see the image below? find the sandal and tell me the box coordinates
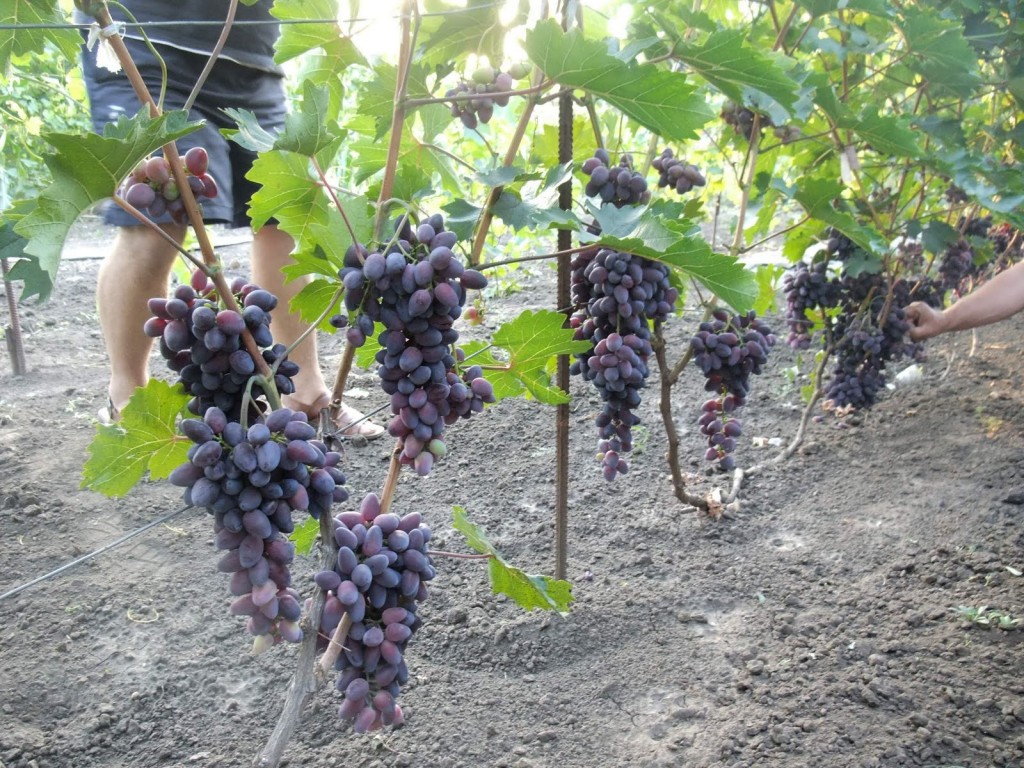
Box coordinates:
[97,397,121,426]
[331,402,386,442]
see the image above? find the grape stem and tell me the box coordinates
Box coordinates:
[378,443,404,516]
[468,65,544,266]
[277,285,344,371]
[315,613,353,677]
[652,321,709,512]
[426,551,494,560]
[253,511,340,768]
[478,243,596,271]
[183,0,238,113]
[725,339,831,503]
[111,195,205,269]
[326,344,357,431]
[402,80,553,108]
[311,156,362,254]
[373,0,418,240]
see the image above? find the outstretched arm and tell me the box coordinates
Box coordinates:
[906,259,1024,341]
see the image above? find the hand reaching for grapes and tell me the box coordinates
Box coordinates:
[905,302,946,341]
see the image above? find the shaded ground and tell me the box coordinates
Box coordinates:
[2,219,1024,768]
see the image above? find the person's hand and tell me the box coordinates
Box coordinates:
[905,301,947,341]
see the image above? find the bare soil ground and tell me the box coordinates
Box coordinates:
[2,220,1024,768]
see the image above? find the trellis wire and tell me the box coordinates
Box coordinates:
[0,504,195,603]
[0,4,504,31]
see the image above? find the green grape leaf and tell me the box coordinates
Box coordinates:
[271,0,347,63]
[452,506,572,614]
[82,380,191,498]
[920,220,961,254]
[419,0,527,66]
[477,165,533,187]
[783,177,887,255]
[0,0,81,71]
[290,277,343,333]
[356,62,434,139]
[524,20,712,141]
[274,81,344,160]
[842,108,922,158]
[901,10,982,98]
[485,309,591,404]
[13,110,200,301]
[441,199,482,242]
[491,191,582,232]
[289,516,321,555]
[675,30,800,114]
[490,161,580,232]
[222,108,279,152]
[0,218,27,261]
[247,149,330,248]
[586,206,757,312]
[794,0,890,15]
[753,264,784,316]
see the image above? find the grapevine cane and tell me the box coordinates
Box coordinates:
[253,510,341,768]
[1,258,26,376]
[553,0,577,582]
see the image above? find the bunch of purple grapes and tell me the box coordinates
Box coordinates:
[651,148,706,195]
[782,259,838,349]
[169,404,348,652]
[446,65,522,129]
[939,238,974,292]
[690,310,775,471]
[316,493,434,732]
[145,269,298,421]
[721,103,772,141]
[784,254,942,410]
[580,149,651,207]
[824,228,858,262]
[822,274,928,410]
[119,147,218,224]
[337,214,494,475]
[569,246,678,480]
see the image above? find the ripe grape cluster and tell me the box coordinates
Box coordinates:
[145,269,298,422]
[721,103,772,141]
[782,259,837,349]
[146,265,348,651]
[939,238,974,292]
[569,247,678,480]
[337,214,494,475]
[651,148,706,195]
[823,274,933,409]
[690,310,775,470]
[580,149,651,207]
[119,147,218,224]
[170,405,348,651]
[317,493,434,732]
[824,228,857,262]
[784,256,941,410]
[446,65,522,129]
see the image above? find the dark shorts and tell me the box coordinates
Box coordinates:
[82,36,286,228]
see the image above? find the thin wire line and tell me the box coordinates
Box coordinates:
[0,504,195,603]
[0,4,504,31]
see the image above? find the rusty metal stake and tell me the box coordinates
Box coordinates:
[1,258,27,376]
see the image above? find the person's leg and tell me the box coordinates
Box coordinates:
[249,224,383,437]
[98,223,186,414]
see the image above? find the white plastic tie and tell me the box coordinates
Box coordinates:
[86,22,125,73]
